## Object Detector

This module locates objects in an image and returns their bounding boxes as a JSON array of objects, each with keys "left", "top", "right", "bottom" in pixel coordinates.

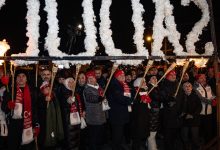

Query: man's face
[
  {"left": 197, "top": 74, "right": 206, "bottom": 85},
  {"left": 87, "top": 76, "right": 97, "bottom": 85},
  {"left": 125, "top": 75, "right": 132, "bottom": 83},
  {"left": 16, "top": 73, "right": 27, "bottom": 87},
  {"left": 167, "top": 73, "right": 176, "bottom": 82},
  {"left": 95, "top": 69, "right": 102, "bottom": 79},
  {"left": 41, "top": 70, "right": 52, "bottom": 82},
  {"left": 149, "top": 68, "right": 158, "bottom": 75},
  {"left": 67, "top": 78, "right": 75, "bottom": 89},
  {"left": 183, "top": 82, "right": 192, "bottom": 94},
  {"left": 78, "top": 73, "right": 86, "bottom": 86},
  {"left": 116, "top": 74, "right": 125, "bottom": 82}
]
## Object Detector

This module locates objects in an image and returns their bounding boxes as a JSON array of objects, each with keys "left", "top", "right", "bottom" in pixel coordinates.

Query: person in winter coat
[
  {"left": 147, "top": 75, "right": 162, "bottom": 150},
  {"left": 131, "top": 77, "right": 151, "bottom": 150},
  {"left": 180, "top": 82, "right": 202, "bottom": 150},
  {"left": 194, "top": 74, "right": 216, "bottom": 144},
  {"left": 1, "top": 69, "right": 39, "bottom": 150},
  {"left": 37, "top": 81, "right": 64, "bottom": 150},
  {"left": 106, "top": 69, "right": 133, "bottom": 150},
  {"left": 76, "top": 72, "right": 87, "bottom": 150},
  {"left": 83, "top": 70, "right": 106, "bottom": 150},
  {"left": 0, "top": 67, "right": 9, "bottom": 149},
  {"left": 59, "top": 77, "right": 84, "bottom": 150},
  {"left": 160, "top": 70, "right": 183, "bottom": 150}
]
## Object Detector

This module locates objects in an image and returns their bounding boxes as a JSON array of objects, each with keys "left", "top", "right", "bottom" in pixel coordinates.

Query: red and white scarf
[
  {"left": 13, "top": 85, "right": 33, "bottom": 144},
  {"left": 119, "top": 81, "right": 131, "bottom": 97}
]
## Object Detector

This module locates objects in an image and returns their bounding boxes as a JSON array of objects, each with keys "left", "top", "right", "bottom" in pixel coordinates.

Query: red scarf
[
  {"left": 70, "top": 93, "right": 83, "bottom": 117},
  {"left": 119, "top": 81, "right": 131, "bottom": 95},
  {"left": 135, "top": 87, "right": 151, "bottom": 104},
  {"left": 15, "top": 85, "right": 32, "bottom": 130},
  {"left": 98, "top": 87, "right": 104, "bottom": 97}
]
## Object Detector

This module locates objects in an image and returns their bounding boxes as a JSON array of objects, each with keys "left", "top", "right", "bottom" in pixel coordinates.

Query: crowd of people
[{"left": 0, "top": 62, "right": 218, "bottom": 150}]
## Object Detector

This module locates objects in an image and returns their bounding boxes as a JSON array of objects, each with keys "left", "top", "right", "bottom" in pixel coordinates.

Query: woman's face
[{"left": 149, "top": 76, "right": 157, "bottom": 85}]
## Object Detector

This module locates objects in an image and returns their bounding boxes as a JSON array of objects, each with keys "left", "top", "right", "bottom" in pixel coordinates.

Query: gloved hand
[
  {"left": 140, "top": 95, "right": 152, "bottom": 103},
  {"left": 1, "top": 75, "right": 9, "bottom": 85},
  {"left": 67, "top": 96, "right": 75, "bottom": 104},
  {"left": 185, "top": 114, "right": 193, "bottom": 119},
  {"left": 34, "top": 126, "right": 40, "bottom": 137},
  {"left": 7, "top": 100, "right": 15, "bottom": 110},
  {"left": 168, "top": 101, "right": 176, "bottom": 107}
]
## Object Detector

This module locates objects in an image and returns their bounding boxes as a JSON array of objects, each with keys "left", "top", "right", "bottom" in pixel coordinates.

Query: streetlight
[
  {"left": 145, "top": 36, "right": 152, "bottom": 54},
  {"left": 77, "top": 24, "right": 83, "bottom": 30},
  {"left": 146, "top": 36, "right": 152, "bottom": 42}
]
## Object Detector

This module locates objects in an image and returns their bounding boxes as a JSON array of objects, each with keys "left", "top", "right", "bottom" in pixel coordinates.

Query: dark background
[{"left": 0, "top": 0, "right": 219, "bottom": 56}]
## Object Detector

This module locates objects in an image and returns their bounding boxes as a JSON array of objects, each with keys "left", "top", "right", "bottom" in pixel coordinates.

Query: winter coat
[
  {"left": 83, "top": 84, "right": 106, "bottom": 125},
  {"left": 1, "top": 86, "right": 39, "bottom": 148},
  {"left": 179, "top": 91, "right": 202, "bottom": 127},
  {"left": 194, "top": 82, "right": 215, "bottom": 115},
  {"left": 37, "top": 92, "right": 64, "bottom": 148},
  {"left": 131, "top": 88, "right": 150, "bottom": 139},
  {"left": 160, "top": 79, "right": 183, "bottom": 128},
  {"left": 148, "top": 84, "right": 162, "bottom": 131},
  {"left": 75, "top": 84, "right": 86, "bottom": 111},
  {"left": 106, "top": 78, "right": 133, "bottom": 125},
  {"left": 58, "top": 84, "right": 81, "bottom": 149}
]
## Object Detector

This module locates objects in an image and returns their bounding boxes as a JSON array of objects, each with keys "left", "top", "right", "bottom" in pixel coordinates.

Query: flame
[
  {"left": 0, "top": 39, "right": 10, "bottom": 64},
  {"left": 190, "top": 57, "right": 209, "bottom": 68}
]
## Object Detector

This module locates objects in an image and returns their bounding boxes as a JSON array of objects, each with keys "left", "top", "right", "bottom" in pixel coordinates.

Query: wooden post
[{"left": 207, "top": 0, "right": 220, "bottom": 147}]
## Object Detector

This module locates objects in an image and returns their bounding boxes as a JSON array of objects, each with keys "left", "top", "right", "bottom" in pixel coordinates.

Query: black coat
[
  {"left": 1, "top": 86, "right": 38, "bottom": 149},
  {"left": 160, "top": 79, "right": 183, "bottom": 128},
  {"left": 131, "top": 91, "right": 150, "bottom": 139},
  {"left": 58, "top": 85, "right": 81, "bottom": 149},
  {"left": 106, "top": 78, "right": 133, "bottom": 125},
  {"left": 180, "top": 91, "right": 202, "bottom": 126},
  {"left": 148, "top": 84, "right": 162, "bottom": 131}
]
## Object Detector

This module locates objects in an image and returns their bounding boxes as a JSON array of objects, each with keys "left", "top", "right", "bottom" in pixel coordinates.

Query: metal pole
[{"left": 0, "top": 55, "right": 213, "bottom": 61}]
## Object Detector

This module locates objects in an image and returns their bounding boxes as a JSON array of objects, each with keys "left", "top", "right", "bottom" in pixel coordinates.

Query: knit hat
[
  {"left": 86, "top": 70, "right": 96, "bottom": 78},
  {"left": 114, "top": 70, "right": 125, "bottom": 78},
  {"left": 195, "top": 74, "right": 205, "bottom": 81},
  {"left": 166, "top": 70, "right": 176, "bottom": 79},
  {"left": 133, "top": 77, "right": 143, "bottom": 87},
  {"left": 146, "top": 75, "right": 157, "bottom": 83},
  {"left": 15, "top": 69, "right": 28, "bottom": 79}
]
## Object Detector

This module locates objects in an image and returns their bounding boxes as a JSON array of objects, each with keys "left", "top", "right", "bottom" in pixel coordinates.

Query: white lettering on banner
[{"left": 24, "top": 111, "right": 31, "bottom": 119}]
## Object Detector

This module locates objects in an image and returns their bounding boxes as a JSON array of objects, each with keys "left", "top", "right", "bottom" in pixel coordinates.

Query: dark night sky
[{"left": 0, "top": 0, "right": 219, "bottom": 56}]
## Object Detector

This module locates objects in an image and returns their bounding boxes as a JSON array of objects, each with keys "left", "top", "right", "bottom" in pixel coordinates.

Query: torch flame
[{"left": 0, "top": 39, "right": 10, "bottom": 64}]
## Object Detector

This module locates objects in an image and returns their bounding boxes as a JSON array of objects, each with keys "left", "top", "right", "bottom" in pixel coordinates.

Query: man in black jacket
[
  {"left": 160, "top": 70, "right": 182, "bottom": 150},
  {"left": 107, "top": 70, "right": 133, "bottom": 150},
  {"left": 180, "top": 82, "right": 202, "bottom": 150},
  {"left": 1, "top": 69, "right": 39, "bottom": 150}
]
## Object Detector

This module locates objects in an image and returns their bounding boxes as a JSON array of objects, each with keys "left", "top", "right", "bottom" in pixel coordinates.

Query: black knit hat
[{"left": 15, "top": 69, "right": 28, "bottom": 79}]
